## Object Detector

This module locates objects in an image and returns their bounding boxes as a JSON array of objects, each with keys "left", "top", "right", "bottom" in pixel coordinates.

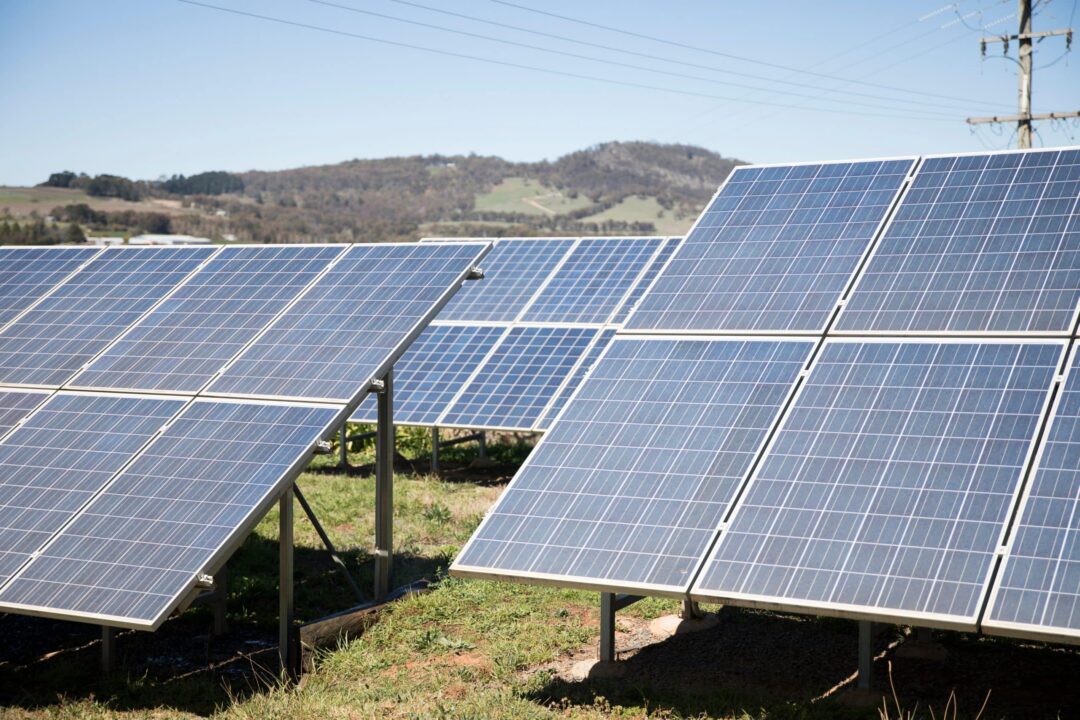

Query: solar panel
[
  {"left": 0, "top": 399, "right": 338, "bottom": 628},
  {"left": 0, "top": 246, "right": 100, "bottom": 328},
  {"left": 430, "top": 238, "right": 574, "bottom": 322},
  {"left": 0, "top": 392, "right": 185, "bottom": 585},
  {"left": 693, "top": 340, "right": 1063, "bottom": 628},
  {"left": 351, "top": 324, "right": 507, "bottom": 425},
  {"left": 836, "top": 149, "right": 1080, "bottom": 335},
  {"left": 0, "top": 388, "right": 51, "bottom": 437},
  {"left": 452, "top": 337, "right": 813, "bottom": 594},
  {"left": 0, "top": 246, "right": 215, "bottom": 387},
  {"left": 984, "top": 346, "right": 1080, "bottom": 642},
  {"left": 610, "top": 236, "right": 681, "bottom": 324},
  {"left": 440, "top": 326, "right": 598, "bottom": 431},
  {"left": 533, "top": 328, "right": 616, "bottom": 431},
  {"left": 521, "top": 237, "right": 664, "bottom": 324},
  {"left": 207, "top": 242, "right": 488, "bottom": 402},
  {"left": 623, "top": 159, "right": 914, "bottom": 333},
  {"left": 71, "top": 245, "right": 344, "bottom": 393}
]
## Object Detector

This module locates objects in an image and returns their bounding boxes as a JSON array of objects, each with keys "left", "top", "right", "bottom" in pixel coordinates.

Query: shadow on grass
[
  {"left": 0, "top": 532, "right": 444, "bottom": 716},
  {"left": 523, "top": 605, "right": 1080, "bottom": 720}
]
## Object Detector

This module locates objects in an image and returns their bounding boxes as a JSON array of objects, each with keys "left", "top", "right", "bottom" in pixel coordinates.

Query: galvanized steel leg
[
  {"left": 339, "top": 423, "right": 349, "bottom": 468},
  {"left": 374, "top": 370, "right": 394, "bottom": 600},
  {"left": 212, "top": 565, "right": 227, "bottom": 636},
  {"left": 599, "top": 592, "right": 616, "bottom": 662},
  {"left": 431, "top": 426, "right": 440, "bottom": 474},
  {"left": 477, "top": 431, "right": 486, "bottom": 458},
  {"left": 101, "top": 626, "right": 116, "bottom": 673},
  {"left": 857, "top": 620, "right": 872, "bottom": 690},
  {"left": 279, "top": 487, "right": 295, "bottom": 674}
]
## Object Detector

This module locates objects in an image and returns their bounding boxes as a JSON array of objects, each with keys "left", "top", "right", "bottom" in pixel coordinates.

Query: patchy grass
[
  {"left": 4, "top": 437, "right": 1080, "bottom": 719},
  {"left": 579, "top": 196, "right": 695, "bottom": 235},
  {"left": 474, "top": 178, "right": 595, "bottom": 216}
]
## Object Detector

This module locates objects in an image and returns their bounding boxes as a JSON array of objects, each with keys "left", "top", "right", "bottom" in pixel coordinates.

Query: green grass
[
  {"left": 578, "top": 196, "right": 695, "bottom": 235},
  {"left": 474, "top": 178, "right": 595, "bottom": 216}
]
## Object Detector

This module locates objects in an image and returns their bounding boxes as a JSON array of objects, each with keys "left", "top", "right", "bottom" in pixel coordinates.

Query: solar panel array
[
  {"left": 0, "top": 241, "right": 488, "bottom": 629},
  {"left": 455, "top": 147, "right": 1080, "bottom": 644},
  {"left": 352, "top": 236, "right": 676, "bottom": 430}
]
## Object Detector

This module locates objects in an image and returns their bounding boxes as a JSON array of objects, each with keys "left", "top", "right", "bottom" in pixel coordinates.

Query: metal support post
[
  {"left": 430, "top": 426, "right": 440, "bottom": 474},
  {"left": 681, "top": 598, "right": 704, "bottom": 620},
  {"left": 212, "top": 565, "right": 228, "bottom": 636},
  {"left": 374, "top": 370, "right": 394, "bottom": 600},
  {"left": 599, "top": 592, "right": 616, "bottom": 662},
  {"left": 477, "top": 431, "right": 486, "bottom": 459},
  {"left": 339, "top": 423, "right": 349, "bottom": 468},
  {"left": 101, "top": 626, "right": 116, "bottom": 673},
  {"left": 279, "top": 486, "right": 295, "bottom": 675},
  {"left": 857, "top": 620, "right": 872, "bottom": 690}
]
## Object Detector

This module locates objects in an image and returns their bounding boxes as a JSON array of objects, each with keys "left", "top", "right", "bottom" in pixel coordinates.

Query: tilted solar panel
[
  {"left": 693, "top": 340, "right": 1063, "bottom": 629},
  {"left": 985, "top": 346, "right": 1080, "bottom": 642},
  {"left": 533, "top": 328, "right": 616, "bottom": 432},
  {"left": 836, "top": 148, "right": 1080, "bottom": 335},
  {"left": 452, "top": 337, "right": 813, "bottom": 594},
  {"left": 71, "top": 245, "right": 345, "bottom": 393},
  {"left": 0, "top": 246, "right": 100, "bottom": 328},
  {"left": 351, "top": 324, "right": 508, "bottom": 425},
  {"left": 0, "top": 399, "right": 338, "bottom": 628},
  {"left": 0, "top": 246, "right": 215, "bottom": 387},
  {"left": 439, "top": 326, "right": 598, "bottom": 431},
  {"left": 521, "top": 237, "right": 663, "bottom": 324},
  {"left": 431, "top": 238, "right": 574, "bottom": 322},
  {"left": 610, "top": 237, "right": 681, "bottom": 324},
  {"left": 624, "top": 159, "right": 914, "bottom": 333},
  {"left": 0, "top": 388, "right": 51, "bottom": 437},
  {"left": 0, "top": 392, "right": 185, "bottom": 585},
  {"left": 207, "top": 242, "right": 488, "bottom": 402}
]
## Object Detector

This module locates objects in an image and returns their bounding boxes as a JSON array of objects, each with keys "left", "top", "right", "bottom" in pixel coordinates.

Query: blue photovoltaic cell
[
  {"left": 694, "top": 341, "right": 1061, "bottom": 625},
  {"left": 441, "top": 326, "right": 597, "bottom": 430},
  {"left": 0, "top": 246, "right": 100, "bottom": 327},
  {"left": 0, "top": 389, "right": 50, "bottom": 437},
  {"left": 837, "top": 148, "right": 1080, "bottom": 334},
  {"left": 0, "top": 393, "right": 184, "bottom": 585},
  {"left": 0, "top": 400, "right": 337, "bottom": 626},
  {"left": 521, "top": 237, "right": 663, "bottom": 324},
  {"left": 208, "top": 242, "right": 487, "bottom": 402},
  {"left": 433, "top": 238, "right": 574, "bottom": 322},
  {"left": 351, "top": 324, "right": 507, "bottom": 425},
  {"left": 624, "top": 159, "right": 914, "bottom": 332},
  {"left": 0, "top": 246, "right": 215, "bottom": 387},
  {"left": 453, "top": 338, "right": 813, "bottom": 591},
  {"left": 986, "top": 349, "right": 1080, "bottom": 639},
  {"left": 72, "top": 245, "right": 343, "bottom": 393},
  {"left": 534, "top": 329, "right": 616, "bottom": 431},
  {"left": 610, "top": 237, "right": 681, "bottom": 324}
]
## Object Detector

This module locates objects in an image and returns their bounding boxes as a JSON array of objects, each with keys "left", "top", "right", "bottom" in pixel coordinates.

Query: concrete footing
[
  {"left": 570, "top": 658, "right": 627, "bottom": 681},
  {"left": 648, "top": 611, "right": 720, "bottom": 639}
]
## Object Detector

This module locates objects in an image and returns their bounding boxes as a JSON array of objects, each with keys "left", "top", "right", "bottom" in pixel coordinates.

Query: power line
[
  {"left": 172, "top": 0, "right": 959, "bottom": 122},
  {"left": 351, "top": 0, "right": 998, "bottom": 114},
  {"left": 488, "top": 0, "right": 1007, "bottom": 107}
]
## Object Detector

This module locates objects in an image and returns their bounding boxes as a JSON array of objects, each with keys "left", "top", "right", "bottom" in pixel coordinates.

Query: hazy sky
[{"left": 1, "top": 0, "right": 1077, "bottom": 185}]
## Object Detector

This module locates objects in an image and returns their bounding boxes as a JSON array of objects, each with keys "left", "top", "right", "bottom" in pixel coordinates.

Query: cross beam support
[{"left": 294, "top": 483, "right": 364, "bottom": 603}]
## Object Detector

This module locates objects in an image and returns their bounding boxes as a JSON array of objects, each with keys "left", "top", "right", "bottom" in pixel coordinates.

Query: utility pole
[{"left": 966, "top": 0, "right": 1077, "bottom": 148}]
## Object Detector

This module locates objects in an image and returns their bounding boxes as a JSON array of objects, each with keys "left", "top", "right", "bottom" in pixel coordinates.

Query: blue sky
[{"left": 1, "top": 0, "right": 1077, "bottom": 185}]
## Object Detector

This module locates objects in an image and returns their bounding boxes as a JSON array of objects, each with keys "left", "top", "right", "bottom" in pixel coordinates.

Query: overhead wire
[
  {"left": 350, "top": 0, "right": 997, "bottom": 115},
  {"left": 487, "top": 0, "right": 1007, "bottom": 107},
  {"left": 171, "top": 0, "right": 960, "bottom": 123}
]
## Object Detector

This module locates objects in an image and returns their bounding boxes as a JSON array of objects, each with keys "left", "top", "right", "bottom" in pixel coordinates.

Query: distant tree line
[
  {"left": 51, "top": 203, "right": 171, "bottom": 234},
  {"left": 161, "top": 171, "right": 244, "bottom": 195},
  {"left": 0, "top": 220, "right": 85, "bottom": 245},
  {"left": 42, "top": 171, "right": 147, "bottom": 201}
]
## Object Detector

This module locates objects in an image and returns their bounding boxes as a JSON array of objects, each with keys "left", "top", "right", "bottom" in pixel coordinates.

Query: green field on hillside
[
  {"left": 579, "top": 195, "right": 694, "bottom": 235},
  {"left": 474, "top": 177, "right": 595, "bottom": 216}
]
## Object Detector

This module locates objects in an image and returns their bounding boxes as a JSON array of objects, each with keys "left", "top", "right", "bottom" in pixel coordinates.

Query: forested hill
[{"left": 10, "top": 142, "right": 745, "bottom": 244}]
